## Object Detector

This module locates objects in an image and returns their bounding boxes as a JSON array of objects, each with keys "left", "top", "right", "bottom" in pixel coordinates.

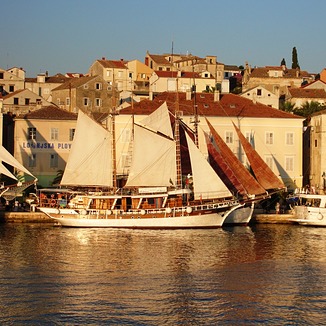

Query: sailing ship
[
  {"left": 204, "top": 119, "right": 285, "bottom": 225},
  {"left": 0, "top": 144, "right": 36, "bottom": 202},
  {"left": 39, "top": 102, "right": 241, "bottom": 228}
]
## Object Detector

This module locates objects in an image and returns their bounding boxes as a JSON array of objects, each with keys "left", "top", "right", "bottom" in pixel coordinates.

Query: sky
[{"left": 2, "top": 0, "right": 326, "bottom": 77}]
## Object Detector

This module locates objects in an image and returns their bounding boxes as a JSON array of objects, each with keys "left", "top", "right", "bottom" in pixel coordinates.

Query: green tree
[
  {"left": 291, "top": 47, "right": 300, "bottom": 69},
  {"left": 280, "top": 101, "right": 295, "bottom": 112},
  {"left": 293, "top": 101, "right": 324, "bottom": 118},
  {"left": 52, "top": 170, "right": 64, "bottom": 186}
]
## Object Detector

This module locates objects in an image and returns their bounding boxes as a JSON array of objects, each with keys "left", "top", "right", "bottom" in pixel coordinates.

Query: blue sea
[{"left": 0, "top": 223, "right": 326, "bottom": 325}]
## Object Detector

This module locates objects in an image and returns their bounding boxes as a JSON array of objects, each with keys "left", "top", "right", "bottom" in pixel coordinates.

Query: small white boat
[{"left": 288, "top": 192, "right": 326, "bottom": 226}]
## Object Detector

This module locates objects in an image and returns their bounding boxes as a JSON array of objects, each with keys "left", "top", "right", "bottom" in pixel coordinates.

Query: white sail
[
  {"left": 139, "top": 102, "right": 173, "bottom": 138},
  {"left": 61, "top": 110, "right": 113, "bottom": 187},
  {"left": 185, "top": 132, "right": 232, "bottom": 200},
  {"left": 0, "top": 145, "right": 34, "bottom": 179},
  {"left": 125, "top": 124, "right": 176, "bottom": 187},
  {"left": 0, "top": 163, "right": 17, "bottom": 180}
]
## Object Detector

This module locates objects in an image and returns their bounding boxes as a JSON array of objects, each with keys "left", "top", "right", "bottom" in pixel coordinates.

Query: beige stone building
[
  {"left": 2, "top": 89, "right": 52, "bottom": 115},
  {"left": 286, "top": 87, "right": 326, "bottom": 108},
  {"left": 119, "top": 92, "right": 305, "bottom": 190},
  {"left": 241, "top": 85, "right": 279, "bottom": 109},
  {"left": 14, "top": 106, "right": 77, "bottom": 187},
  {"left": 51, "top": 75, "right": 113, "bottom": 113},
  {"left": 88, "top": 58, "right": 129, "bottom": 92},
  {"left": 149, "top": 70, "right": 216, "bottom": 94},
  {"left": 145, "top": 52, "right": 224, "bottom": 86},
  {"left": 25, "top": 73, "right": 69, "bottom": 102},
  {"left": 242, "top": 63, "right": 313, "bottom": 99},
  {"left": 0, "top": 67, "right": 25, "bottom": 95},
  {"left": 308, "top": 110, "right": 326, "bottom": 191}
]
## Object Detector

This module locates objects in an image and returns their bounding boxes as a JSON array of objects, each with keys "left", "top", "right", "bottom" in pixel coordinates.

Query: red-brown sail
[
  {"left": 206, "top": 118, "right": 266, "bottom": 196},
  {"left": 205, "top": 132, "right": 248, "bottom": 198},
  {"left": 232, "top": 122, "right": 285, "bottom": 190}
]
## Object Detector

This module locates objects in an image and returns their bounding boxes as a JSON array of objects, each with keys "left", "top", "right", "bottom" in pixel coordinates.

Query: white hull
[
  {"left": 291, "top": 205, "right": 326, "bottom": 227},
  {"left": 40, "top": 204, "right": 242, "bottom": 229},
  {"left": 223, "top": 203, "right": 254, "bottom": 226}
]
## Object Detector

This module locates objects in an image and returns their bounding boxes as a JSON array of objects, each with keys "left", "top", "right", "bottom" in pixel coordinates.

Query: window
[
  {"left": 29, "top": 154, "right": 36, "bottom": 168},
  {"left": 57, "top": 98, "right": 61, "bottom": 105},
  {"left": 225, "top": 131, "right": 233, "bottom": 144},
  {"left": 95, "top": 83, "right": 102, "bottom": 90},
  {"left": 286, "top": 132, "right": 294, "bottom": 145},
  {"left": 28, "top": 127, "right": 36, "bottom": 140},
  {"left": 69, "top": 128, "right": 75, "bottom": 141},
  {"left": 36, "top": 99, "right": 42, "bottom": 105},
  {"left": 84, "top": 98, "right": 89, "bottom": 106},
  {"left": 106, "top": 70, "right": 111, "bottom": 77},
  {"left": 257, "top": 88, "right": 262, "bottom": 96},
  {"left": 84, "top": 84, "right": 88, "bottom": 89},
  {"left": 51, "top": 128, "right": 59, "bottom": 141},
  {"left": 0, "top": 72, "right": 3, "bottom": 79},
  {"left": 50, "top": 154, "right": 58, "bottom": 168},
  {"left": 14, "top": 98, "right": 19, "bottom": 105},
  {"left": 9, "top": 85, "right": 14, "bottom": 92},
  {"left": 95, "top": 98, "right": 102, "bottom": 107},
  {"left": 266, "top": 156, "right": 274, "bottom": 170},
  {"left": 25, "top": 98, "right": 30, "bottom": 105},
  {"left": 118, "top": 71, "right": 123, "bottom": 78},
  {"left": 66, "top": 97, "right": 70, "bottom": 106},
  {"left": 265, "top": 132, "right": 274, "bottom": 145},
  {"left": 315, "top": 139, "right": 318, "bottom": 147},
  {"left": 285, "top": 157, "right": 294, "bottom": 172}
]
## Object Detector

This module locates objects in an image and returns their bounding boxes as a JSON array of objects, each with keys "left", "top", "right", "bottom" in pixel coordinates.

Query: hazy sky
[{"left": 2, "top": 0, "right": 326, "bottom": 77}]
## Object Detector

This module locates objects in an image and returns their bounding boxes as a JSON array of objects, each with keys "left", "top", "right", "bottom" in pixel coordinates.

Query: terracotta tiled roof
[
  {"left": 288, "top": 88, "right": 326, "bottom": 99},
  {"left": 52, "top": 76, "right": 98, "bottom": 91},
  {"left": 147, "top": 54, "right": 171, "bottom": 65},
  {"left": 25, "top": 74, "right": 70, "bottom": 84},
  {"left": 17, "top": 105, "right": 77, "bottom": 120},
  {"left": 120, "top": 92, "right": 303, "bottom": 120},
  {"left": 302, "top": 79, "right": 326, "bottom": 88},
  {"left": 3, "top": 89, "right": 25, "bottom": 99},
  {"left": 97, "top": 59, "right": 128, "bottom": 69},
  {"left": 250, "top": 67, "right": 310, "bottom": 78}
]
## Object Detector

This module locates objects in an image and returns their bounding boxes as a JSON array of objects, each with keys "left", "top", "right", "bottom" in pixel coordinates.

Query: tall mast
[
  {"left": 175, "top": 88, "right": 182, "bottom": 189},
  {"left": 171, "top": 41, "right": 182, "bottom": 189},
  {"left": 111, "top": 74, "right": 117, "bottom": 191},
  {"left": 192, "top": 60, "right": 199, "bottom": 147}
]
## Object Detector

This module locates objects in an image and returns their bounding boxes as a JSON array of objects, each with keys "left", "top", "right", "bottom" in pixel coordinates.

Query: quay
[{"left": 0, "top": 210, "right": 296, "bottom": 225}]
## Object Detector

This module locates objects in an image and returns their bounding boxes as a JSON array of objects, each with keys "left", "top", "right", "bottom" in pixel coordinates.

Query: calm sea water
[{"left": 0, "top": 223, "right": 326, "bottom": 325}]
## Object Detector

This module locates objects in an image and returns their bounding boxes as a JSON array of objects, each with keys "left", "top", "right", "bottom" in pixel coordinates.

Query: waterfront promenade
[{"left": 0, "top": 210, "right": 295, "bottom": 225}]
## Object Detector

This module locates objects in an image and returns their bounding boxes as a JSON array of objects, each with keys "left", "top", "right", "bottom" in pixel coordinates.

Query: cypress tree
[
  {"left": 281, "top": 58, "right": 286, "bottom": 66},
  {"left": 292, "top": 47, "right": 300, "bottom": 69}
]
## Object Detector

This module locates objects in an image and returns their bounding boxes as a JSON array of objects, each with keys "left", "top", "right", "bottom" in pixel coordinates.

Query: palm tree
[
  {"left": 280, "top": 101, "right": 295, "bottom": 113},
  {"left": 52, "top": 170, "right": 64, "bottom": 186},
  {"left": 294, "top": 101, "right": 324, "bottom": 118}
]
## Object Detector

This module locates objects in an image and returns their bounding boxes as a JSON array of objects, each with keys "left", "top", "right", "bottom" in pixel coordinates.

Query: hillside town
[{"left": 0, "top": 50, "right": 326, "bottom": 198}]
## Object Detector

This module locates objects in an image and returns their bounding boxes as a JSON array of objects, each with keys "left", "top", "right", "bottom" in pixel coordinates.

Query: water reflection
[{"left": 0, "top": 224, "right": 326, "bottom": 324}]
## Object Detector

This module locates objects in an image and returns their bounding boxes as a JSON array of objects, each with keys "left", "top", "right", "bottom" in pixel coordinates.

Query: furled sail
[
  {"left": 0, "top": 145, "right": 35, "bottom": 180},
  {"left": 185, "top": 132, "right": 232, "bottom": 200},
  {"left": 61, "top": 110, "right": 113, "bottom": 187},
  {"left": 206, "top": 118, "right": 266, "bottom": 196},
  {"left": 232, "top": 122, "right": 285, "bottom": 190}
]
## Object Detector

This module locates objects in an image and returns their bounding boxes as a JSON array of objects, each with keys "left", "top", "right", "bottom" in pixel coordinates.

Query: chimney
[
  {"left": 214, "top": 90, "right": 220, "bottom": 102},
  {"left": 149, "top": 91, "right": 153, "bottom": 101}
]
